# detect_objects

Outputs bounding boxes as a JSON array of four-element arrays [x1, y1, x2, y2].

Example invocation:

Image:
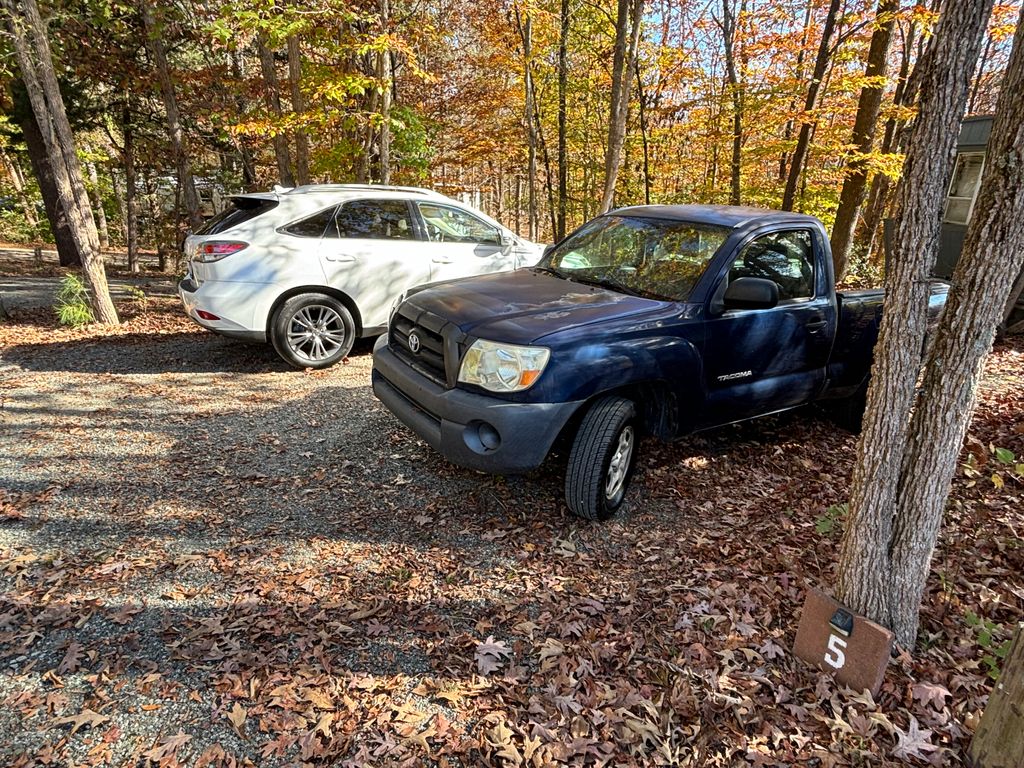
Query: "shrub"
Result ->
[[54, 274, 94, 327]]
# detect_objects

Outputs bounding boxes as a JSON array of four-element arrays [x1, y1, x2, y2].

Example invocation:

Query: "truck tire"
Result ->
[[565, 396, 638, 520], [271, 293, 355, 369]]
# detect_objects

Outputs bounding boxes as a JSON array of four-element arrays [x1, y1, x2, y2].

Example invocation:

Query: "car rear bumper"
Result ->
[[371, 337, 582, 474], [179, 277, 266, 342]]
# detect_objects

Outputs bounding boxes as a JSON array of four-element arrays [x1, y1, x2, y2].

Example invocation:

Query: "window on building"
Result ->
[[944, 152, 985, 225]]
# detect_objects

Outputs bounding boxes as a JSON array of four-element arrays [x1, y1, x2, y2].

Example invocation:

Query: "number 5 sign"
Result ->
[[793, 588, 894, 696]]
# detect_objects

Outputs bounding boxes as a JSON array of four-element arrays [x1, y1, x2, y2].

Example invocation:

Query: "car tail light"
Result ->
[[195, 241, 248, 262], [196, 310, 221, 321]]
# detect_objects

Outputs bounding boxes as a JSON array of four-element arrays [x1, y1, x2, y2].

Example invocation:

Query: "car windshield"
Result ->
[[540, 215, 730, 301]]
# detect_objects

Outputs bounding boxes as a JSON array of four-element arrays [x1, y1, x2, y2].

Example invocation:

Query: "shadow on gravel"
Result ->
[[1, 332, 378, 375]]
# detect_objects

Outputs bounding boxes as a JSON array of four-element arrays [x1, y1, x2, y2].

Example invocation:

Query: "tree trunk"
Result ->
[[140, 2, 202, 231], [857, 20, 918, 263], [20, 111, 80, 265], [123, 104, 139, 273], [781, 0, 843, 211], [86, 161, 110, 249], [230, 50, 258, 189], [835, 0, 995, 644], [599, 0, 644, 214], [1, 149, 38, 229], [885, 4, 1024, 645], [720, 0, 745, 206], [257, 34, 295, 186], [556, 0, 569, 240], [971, 623, 1024, 767], [636, 58, 652, 205], [377, 2, 392, 186], [829, 0, 899, 279], [779, 2, 813, 183], [287, 35, 311, 185], [519, 10, 538, 241], [6, 0, 118, 324]]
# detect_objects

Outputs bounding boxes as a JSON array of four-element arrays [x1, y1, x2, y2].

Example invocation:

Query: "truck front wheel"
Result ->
[[565, 396, 638, 520]]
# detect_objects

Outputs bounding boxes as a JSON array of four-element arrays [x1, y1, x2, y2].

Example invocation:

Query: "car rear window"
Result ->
[[195, 197, 279, 235]]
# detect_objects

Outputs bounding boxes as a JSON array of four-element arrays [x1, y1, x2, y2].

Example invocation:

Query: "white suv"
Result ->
[[179, 184, 544, 368]]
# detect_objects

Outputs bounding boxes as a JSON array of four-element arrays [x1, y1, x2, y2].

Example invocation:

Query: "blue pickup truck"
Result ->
[[372, 205, 948, 520]]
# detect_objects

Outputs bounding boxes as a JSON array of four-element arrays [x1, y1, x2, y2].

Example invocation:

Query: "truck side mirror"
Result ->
[[542, 244, 555, 259], [723, 277, 779, 310]]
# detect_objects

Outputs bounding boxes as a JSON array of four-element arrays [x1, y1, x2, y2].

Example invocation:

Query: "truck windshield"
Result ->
[[540, 215, 730, 301]]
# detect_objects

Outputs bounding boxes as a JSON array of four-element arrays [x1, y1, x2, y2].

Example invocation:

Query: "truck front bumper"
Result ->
[[372, 338, 583, 474]]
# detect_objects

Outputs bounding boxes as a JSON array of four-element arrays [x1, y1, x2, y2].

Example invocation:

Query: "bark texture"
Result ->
[[7, 0, 118, 323], [556, 0, 569, 240], [886, 4, 1024, 644], [829, 0, 898, 279], [835, 0, 995, 643], [970, 623, 1024, 767], [781, 0, 842, 212], [141, 3, 202, 230], [257, 35, 295, 187], [287, 35, 311, 186], [20, 110, 80, 266], [720, 0, 744, 206], [599, 0, 643, 214]]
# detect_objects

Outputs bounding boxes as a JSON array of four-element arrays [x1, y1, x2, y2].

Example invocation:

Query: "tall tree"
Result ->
[[556, 0, 569, 240], [377, 0, 393, 185], [287, 35, 311, 185], [140, 2, 202, 230], [719, 0, 745, 206], [5, 0, 118, 324], [835, 0, 996, 646], [257, 33, 295, 186], [599, 0, 644, 214], [881, 2, 1024, 645], [829, 0, 899, 278], [781, 0, 843, 211]]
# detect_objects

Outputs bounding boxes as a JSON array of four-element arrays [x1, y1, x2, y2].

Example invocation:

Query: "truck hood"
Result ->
[[403, 269, 668, 344]]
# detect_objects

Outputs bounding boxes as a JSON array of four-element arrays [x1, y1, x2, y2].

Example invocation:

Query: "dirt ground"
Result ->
[[0, 294, 1022, 767]]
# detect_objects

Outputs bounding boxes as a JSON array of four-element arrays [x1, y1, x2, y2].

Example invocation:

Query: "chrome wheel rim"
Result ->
[[605, 425, 634, 500], [286, 305, 347, 363]]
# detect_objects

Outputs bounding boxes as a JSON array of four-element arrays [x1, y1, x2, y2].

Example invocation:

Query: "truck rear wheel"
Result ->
[[565, 396, 638, 520]]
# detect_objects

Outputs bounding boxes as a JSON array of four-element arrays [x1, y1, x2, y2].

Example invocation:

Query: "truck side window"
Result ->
[[730, 230, 814, 301]]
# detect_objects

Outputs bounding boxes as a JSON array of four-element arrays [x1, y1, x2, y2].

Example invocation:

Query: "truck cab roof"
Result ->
[[611, 204, 822, 230]]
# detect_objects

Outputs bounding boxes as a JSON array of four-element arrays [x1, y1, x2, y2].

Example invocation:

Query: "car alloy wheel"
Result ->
[[286, 304, 348, 363]]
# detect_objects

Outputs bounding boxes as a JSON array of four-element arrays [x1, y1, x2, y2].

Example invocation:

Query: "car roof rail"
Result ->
[[283, 184, 447, 197]]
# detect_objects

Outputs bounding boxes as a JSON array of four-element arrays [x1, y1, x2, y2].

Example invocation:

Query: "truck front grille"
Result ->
[[390, 306, 448, 385]]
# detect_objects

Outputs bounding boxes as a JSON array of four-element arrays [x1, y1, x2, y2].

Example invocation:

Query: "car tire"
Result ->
[[271, 293, 355, 369], [565, 396, 638, 521]]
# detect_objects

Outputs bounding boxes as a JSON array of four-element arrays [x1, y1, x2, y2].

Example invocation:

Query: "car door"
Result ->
[[700, 228, 834, 425], [315, 198, 429, 331], [413, 202, 518, 281]]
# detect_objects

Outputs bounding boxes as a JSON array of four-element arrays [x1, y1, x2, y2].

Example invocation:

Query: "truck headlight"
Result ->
[[458, 339, 550, 392]]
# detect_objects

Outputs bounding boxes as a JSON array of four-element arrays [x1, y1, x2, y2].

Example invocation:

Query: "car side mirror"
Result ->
[[500, 231, 515, 248], [723, 277, 779, 310]]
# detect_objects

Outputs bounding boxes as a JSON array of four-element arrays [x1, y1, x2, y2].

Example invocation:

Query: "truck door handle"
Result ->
[[807, 319, 827, 332]]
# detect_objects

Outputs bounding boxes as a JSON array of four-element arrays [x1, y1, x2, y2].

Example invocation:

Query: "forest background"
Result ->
[[0, 0, 1019, 280]]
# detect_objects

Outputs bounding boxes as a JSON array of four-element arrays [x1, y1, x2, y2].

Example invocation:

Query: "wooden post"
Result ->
[[34, 245, 43, 263], [970, 623, 1024, 768]]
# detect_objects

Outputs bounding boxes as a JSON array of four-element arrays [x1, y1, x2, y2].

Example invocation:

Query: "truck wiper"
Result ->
[[532, 265, 568, 280], [578, 274, 670, 301]]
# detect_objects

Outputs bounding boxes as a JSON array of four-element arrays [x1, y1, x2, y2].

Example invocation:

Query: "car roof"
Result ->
[[277, 184, 449, 199], [611, 204, 821, 229]]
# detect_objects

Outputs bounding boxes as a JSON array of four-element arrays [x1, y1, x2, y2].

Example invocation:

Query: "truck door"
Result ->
[[700, 228, 834, 425]]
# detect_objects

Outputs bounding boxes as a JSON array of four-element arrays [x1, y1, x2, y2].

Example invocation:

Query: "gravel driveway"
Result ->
[[1, 298, 1021, 766]]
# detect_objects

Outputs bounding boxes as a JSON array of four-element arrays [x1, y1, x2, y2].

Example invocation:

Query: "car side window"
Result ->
[[729, 230, 814, 301], [282, 206, 337, 238], [331, 199, 416, 240], [417, 203, 501, 245]]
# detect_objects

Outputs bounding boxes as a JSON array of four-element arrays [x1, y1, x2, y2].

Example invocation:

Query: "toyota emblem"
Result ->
[[408, 332, 421, 354]]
